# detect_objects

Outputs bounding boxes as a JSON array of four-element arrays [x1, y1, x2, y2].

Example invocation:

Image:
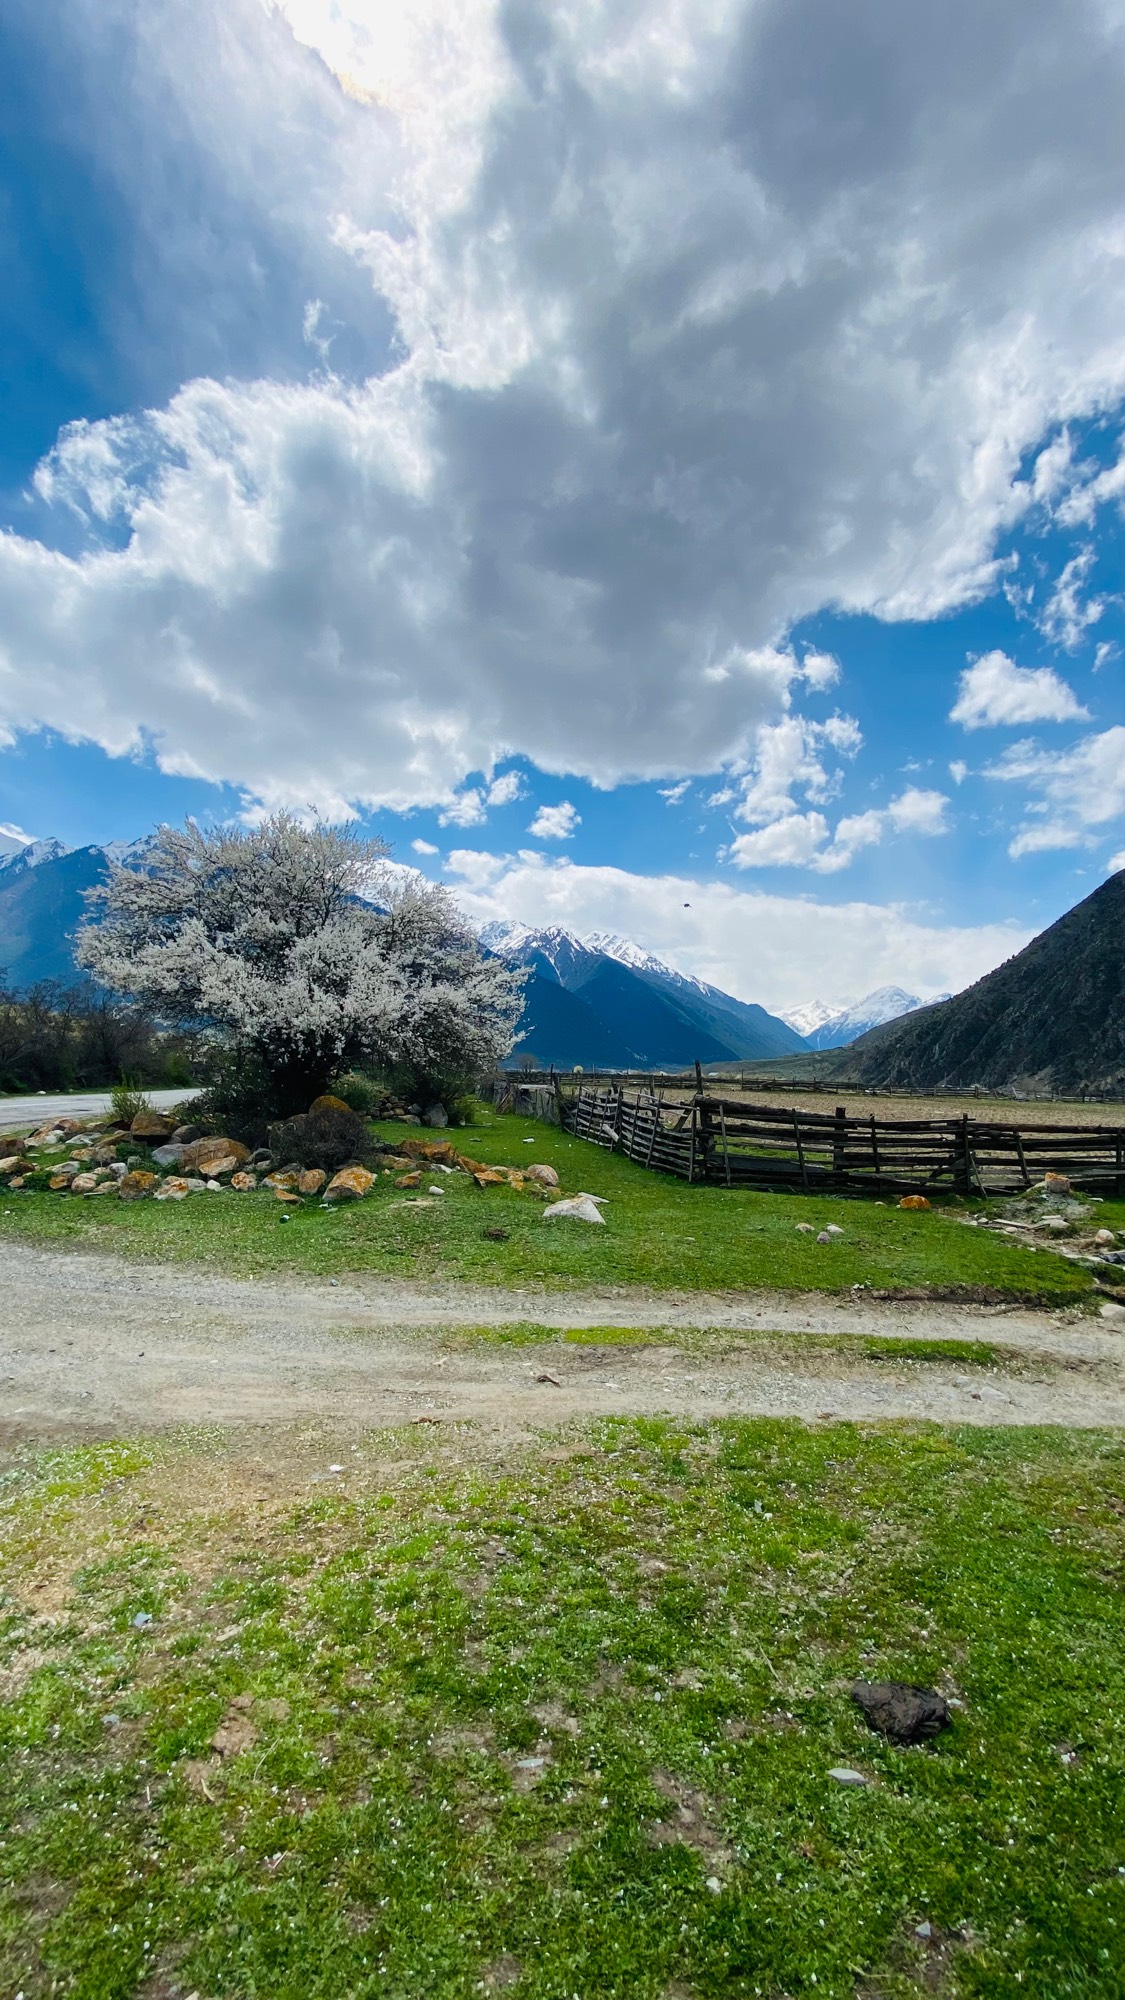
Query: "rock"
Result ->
[[130, 1111, 176, 1141], [27, 1125, 65, 1147], [108, 1161, 129, 1180], [181, 1136, 252, 1177], [1043, 1215, 1069, 1232], [230, 1171, 257, 1191], [828, 1767, 869, 1785], [151, 1143, 186, 1169], [309, 1093, 353, 1116], [427, 1183, 446, 1195], [1043, 1172, 1071, 1195], [298, 1168, 327, 1195], [250, 1149, 274, 1168], [795, 1221, 815, 1233], [422, 1102, 449, 1127], [172, 1123, 201, 1143], [0, 1155, 22, 1175], [273, 1188, 301, 1204], [1095, 1229, 1117, 1245], [49, 1159, 81, 1181], [400, 1137, 458, 1162], [483, 1226, 509, 1241], [396, 1170, 423, 1188], [264, 1170, 300, 1189], [525, 1163, 560, 1187], [543, 1195, 606, 1224], [915, 1921, 933, 1940], [118, 1171, 158, 1200], [7, 1175, 25, 1188], [816, 1230, 833, 1244], [154, 1176, 192, 1201], [899, 1195, 931, 1210], [824, 1223, 844, 1236], [70, 1172, 100, 1194], [851, 1679, 951, 1745], [88, 1180, 117, 1196], [49, 1170, 77, 1190], [1098, 1300, 1125, 1320], [325, 1164, 376, 1201]]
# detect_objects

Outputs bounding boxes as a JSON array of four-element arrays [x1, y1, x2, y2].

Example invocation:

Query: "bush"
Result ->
[[447, 1093, 487, 1126], [332, 1072, 383, 1116], [268, 1103, 376, 1172], [111, 1080, 152, 1128]]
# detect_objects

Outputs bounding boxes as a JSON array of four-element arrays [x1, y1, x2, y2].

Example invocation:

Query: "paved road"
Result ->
[[0, 1088, 187, 1132]]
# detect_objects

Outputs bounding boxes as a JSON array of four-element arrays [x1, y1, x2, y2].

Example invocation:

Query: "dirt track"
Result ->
[[2, 1241, 1124, 1444]]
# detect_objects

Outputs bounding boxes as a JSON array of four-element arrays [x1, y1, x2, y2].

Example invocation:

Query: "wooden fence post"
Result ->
[[832, 1105, 846, 1184]]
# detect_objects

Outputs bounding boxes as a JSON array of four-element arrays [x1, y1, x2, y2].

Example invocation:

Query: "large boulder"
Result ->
[[543, 1194, 606, 1224], [154, 1176, 192, 1201], [298, 1168, 327, 1195], [309, 1094, 353, 1116], [151, 1143, 186, 1169], [229, 1171, 257, 1191], [325, 1165, 376, 1201], [180, 1136, 251, 1177], [422, 1102, 449, 1128], [525, 1164, 560, 1188], [131, 1110, 176, 1142]]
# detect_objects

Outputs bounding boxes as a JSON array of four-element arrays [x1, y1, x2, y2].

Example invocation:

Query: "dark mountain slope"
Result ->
[[631, 964, 804, 1060], [0, 846, 109, 987], [843, 871, 1125, 1093], [569, 958, 745, 1066], [507, 972, 645, 1069]]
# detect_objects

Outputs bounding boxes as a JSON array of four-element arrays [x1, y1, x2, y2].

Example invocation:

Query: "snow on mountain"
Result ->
[[0, 836, 71, 871], [583, 929, 711, 995], [787, 985, 949, 1051]]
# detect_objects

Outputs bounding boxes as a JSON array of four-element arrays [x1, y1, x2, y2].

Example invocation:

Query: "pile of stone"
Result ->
[[1, 1108, 382, 1206]]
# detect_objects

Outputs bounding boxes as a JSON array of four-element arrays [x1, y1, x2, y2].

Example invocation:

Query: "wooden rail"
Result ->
[[519, 1081, 1125, 1196]]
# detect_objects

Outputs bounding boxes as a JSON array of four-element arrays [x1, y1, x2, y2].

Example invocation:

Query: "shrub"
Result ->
[[268, 1103, 376, 1172], [111, 1080, 152, 1128], [332, 1072, 383, 1116]]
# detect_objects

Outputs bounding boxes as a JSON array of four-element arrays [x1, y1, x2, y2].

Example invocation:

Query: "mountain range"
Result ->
[[834, 868, 1125, 1096], [0, 834, 946, 1070], [780, 985, 949, 1051], [479, 921, 807, 1068]]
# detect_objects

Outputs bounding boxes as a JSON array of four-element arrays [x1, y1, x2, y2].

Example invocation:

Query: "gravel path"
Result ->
[[2, 1241, 1123, 1443]]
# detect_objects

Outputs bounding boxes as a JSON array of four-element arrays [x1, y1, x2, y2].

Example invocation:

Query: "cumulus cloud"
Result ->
[[486, 771, 524, 807], [986, 725, 1125, 856], [1039, 548, 1108, 651], [726, 785, 949, 871], [950, 651, 1089, 729], [452, 855, 1027, 1010], [528, 801, 581, 840], [1, 0, 1125, 812], [410, 837, 438, 855]]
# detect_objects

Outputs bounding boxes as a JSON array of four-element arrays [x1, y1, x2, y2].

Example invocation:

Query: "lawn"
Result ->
[[2, 1419, 1124, 1997], [0, 1113, 1097, 1303]]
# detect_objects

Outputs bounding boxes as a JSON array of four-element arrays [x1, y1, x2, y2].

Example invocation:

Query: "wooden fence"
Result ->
[[550, 1083, 1125, 1196]]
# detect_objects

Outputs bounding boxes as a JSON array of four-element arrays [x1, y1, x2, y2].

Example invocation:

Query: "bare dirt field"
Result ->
[[682, 1080, 1125, 1126], [3, 1240, 1123, 1447]]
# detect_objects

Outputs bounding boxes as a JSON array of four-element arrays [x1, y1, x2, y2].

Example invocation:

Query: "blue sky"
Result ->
[[1, 0, 1124, 1010]]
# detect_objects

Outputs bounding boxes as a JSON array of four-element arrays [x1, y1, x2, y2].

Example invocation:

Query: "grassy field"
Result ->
[[0, 1113, 1099, 1302], [2, 1419, 1124, 1997]]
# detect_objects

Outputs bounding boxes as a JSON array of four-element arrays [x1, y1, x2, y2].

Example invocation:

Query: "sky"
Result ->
[[1, 0, 1124, 1012]]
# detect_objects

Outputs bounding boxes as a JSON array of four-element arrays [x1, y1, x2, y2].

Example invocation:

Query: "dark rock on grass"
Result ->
[[851, 1680, 951, 1745], [483, 1226, 510, 1242]]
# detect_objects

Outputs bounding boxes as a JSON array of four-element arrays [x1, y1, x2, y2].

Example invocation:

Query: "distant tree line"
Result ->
[[0, 981, 200, 1096]]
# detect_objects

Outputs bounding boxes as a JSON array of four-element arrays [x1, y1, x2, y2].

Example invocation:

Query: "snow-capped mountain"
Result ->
[[479, 920, 805, 1067], [0, 835, 70, 870], [783, 985, 948, 1051]]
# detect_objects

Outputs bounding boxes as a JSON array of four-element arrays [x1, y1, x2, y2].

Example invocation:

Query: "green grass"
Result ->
[[2, 1420, 1125, 1996], [0, 1115, 1094, 1302]]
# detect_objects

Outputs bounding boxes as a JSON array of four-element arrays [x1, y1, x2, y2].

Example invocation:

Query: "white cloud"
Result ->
[[410, 837, 438, 855], [887, 787, 951, 836], [0, 0, 1122, 810], [659, 779, 690, 805], [726, 785, 949, 872], [949, 760, 969, 785], [1057, 445, 1125, 528], [950, 650, 1089, 729], [986, 725, 1125, 855], [1039, 548, 1107, 651], [437, 790, 488, 828], [454, 855, 1028, 1011], [800, 651, 841, 690], [444, 847, 510, 885], [732, 715, 862, 826], [1108, 851, 1125, 874], [528, 800, 581, 840], [486, 771, 524, 807], [726, 812, 829, 870]]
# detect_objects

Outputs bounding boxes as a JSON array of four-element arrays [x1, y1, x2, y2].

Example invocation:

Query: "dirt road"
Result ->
[[2, 1241, 1123, 1444]]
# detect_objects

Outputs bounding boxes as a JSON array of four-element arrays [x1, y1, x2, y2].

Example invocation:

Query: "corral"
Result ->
[[496, 1073, 1125, 1196]]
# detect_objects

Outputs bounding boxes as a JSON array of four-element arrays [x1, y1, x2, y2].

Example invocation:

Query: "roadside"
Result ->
[[0, 1086, 186, 1131], [2, 1239, 1121, 1443]]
